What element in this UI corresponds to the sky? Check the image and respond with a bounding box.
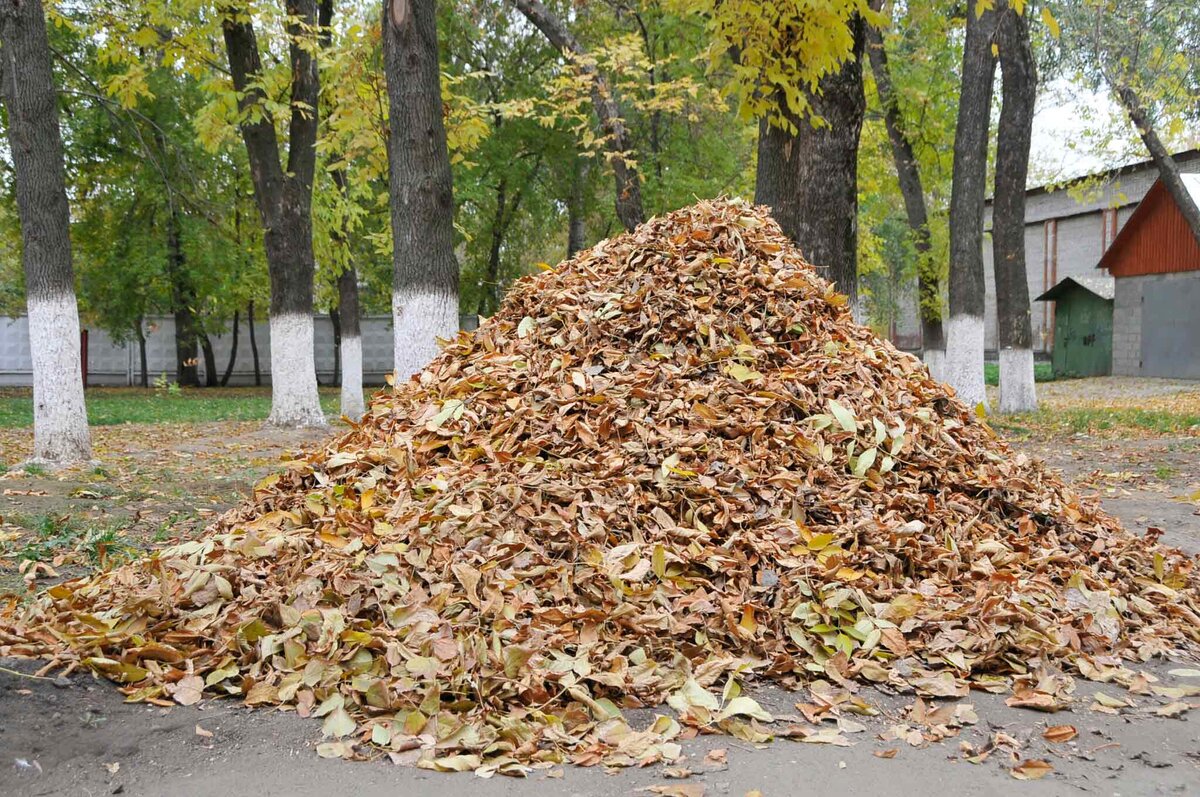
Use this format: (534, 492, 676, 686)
(1029, 78, 1200, 187)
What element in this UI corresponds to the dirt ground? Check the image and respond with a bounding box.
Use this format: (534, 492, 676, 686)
(2, 379, 1199, 796)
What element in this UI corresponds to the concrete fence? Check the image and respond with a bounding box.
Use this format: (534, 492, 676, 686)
(0, 314, 479, 388)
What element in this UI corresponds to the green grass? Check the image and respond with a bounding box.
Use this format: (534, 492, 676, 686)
(1153, 463, 1178, 480)
(993, 407, 1200, 438)
(983, 361, 1056, 386)
(0, 387, 341, 428)
(5, 513, 135, 568)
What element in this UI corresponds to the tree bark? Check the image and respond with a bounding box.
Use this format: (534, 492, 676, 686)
(864, 11, 944, 360)
(510, 0, 645, 231)
(1114, 82, 1200, 247)
(383, 0, 461, 382)
(993, 4, 1037, 412)
(328, 306, 340, 387)
(568, 151, 588, 257)
(479, 175, 509, 317)
(944, 3, 999, 410)
(754, 15, 866, 314)
(220, 310, 239, 386)
(477, 157, 539, 316)
(248, 299, 262, 386)
(166, 204, 199, 387)
(0, 0, 92, 464)
(327, 167, 364, 418)
(336, 263, 364, 419)
(199, 331, 218, 387)
(135, 316, 148, 388)
(222, 0, 325, 426)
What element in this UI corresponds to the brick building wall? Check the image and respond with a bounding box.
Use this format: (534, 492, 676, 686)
(1111, 276, 1143, 375)
(1111, 271, 1200, 378)
(981, 151, 1200, 354)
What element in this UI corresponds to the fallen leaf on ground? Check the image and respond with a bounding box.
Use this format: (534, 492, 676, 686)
(1043, 725, 1077, 743)
(1011, 760, 1053, 780)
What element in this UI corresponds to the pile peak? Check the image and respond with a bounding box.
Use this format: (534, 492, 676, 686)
(4, 198, 1197, 774)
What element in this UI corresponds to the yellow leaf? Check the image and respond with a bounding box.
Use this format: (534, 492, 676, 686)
(1041, 7, 1060, 38)
(807, 533, 835, 551)
(725, 363, 763, 383)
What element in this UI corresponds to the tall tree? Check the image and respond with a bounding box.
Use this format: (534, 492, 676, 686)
(679, 0, 875, 310)
(317, 0, 365, 419)
(993, 3, 1037, 413)
(864, 6, 944, 374)
(222, 0, 326, 426)
(0, 0, 92, 465)
(1065, 0, 1200, 245)
(383, 0, 460, 381)
(510, 0, 645, 232)
(755, 18, 866, 313)
(944, 3, 999, 410)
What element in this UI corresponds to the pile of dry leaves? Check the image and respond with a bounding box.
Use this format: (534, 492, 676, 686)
(3, 199, 1198, 775)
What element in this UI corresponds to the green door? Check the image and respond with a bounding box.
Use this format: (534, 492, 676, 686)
(1053, 291, 1112, 377)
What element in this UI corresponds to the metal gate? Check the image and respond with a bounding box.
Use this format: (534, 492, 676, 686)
(1140, 276, 1200, 379)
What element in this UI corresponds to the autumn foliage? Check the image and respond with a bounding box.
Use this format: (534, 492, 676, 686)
(2, 199, 1197, 774)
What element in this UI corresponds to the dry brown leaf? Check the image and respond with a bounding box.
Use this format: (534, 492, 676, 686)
(1011, 759, 1053, 780)
(1042, 725, 1077, 743)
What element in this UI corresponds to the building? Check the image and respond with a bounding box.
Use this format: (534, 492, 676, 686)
(982, 149, 1200, 356)
(1033, 276, 1113, 377)
(1099, 175, 1200, 378)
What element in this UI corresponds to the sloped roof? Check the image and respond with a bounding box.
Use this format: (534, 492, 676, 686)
(1035, 275, 1115, 302)
(1098, 174, 1200, 276)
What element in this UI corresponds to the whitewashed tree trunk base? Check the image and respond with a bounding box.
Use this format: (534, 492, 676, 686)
(945, 314, 988, 413)
(923, 348, 946, 383)
(340, 335, 366, 421)
(393, 288, 458, 383)
(26, 293, 92, 465)
(266, 313, 327, 428)
(998, 347, 1037, 413)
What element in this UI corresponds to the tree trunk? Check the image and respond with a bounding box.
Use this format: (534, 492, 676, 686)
(165, 203, 199, 387)
(220, 311, 239, 387)
(383, 0, 460, 382)
(754, 15, 866, 315)
(479, 175, 508, 317)
(568, 151, 587, 257)
(993, 5, 1037, 413)
(337, 264, 364, 420)
(477, 158, 539, 317)
(135, 316, 148, 388)
(247, 299, 262, 387)
(510, 0, 645, 231)
(1114, 82, 1200, 247)
(864, 11, 944, 373)
(0, 0, 91, 465)
(328, 167, 365, 419)
(945, 3, 999, 411)
(222, 0, 325, 426)
(199, 331, 218, 387)
(328, 307, 341, 388)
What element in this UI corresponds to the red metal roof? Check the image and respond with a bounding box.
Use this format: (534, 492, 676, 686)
(1098, 175, 1200, 277)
